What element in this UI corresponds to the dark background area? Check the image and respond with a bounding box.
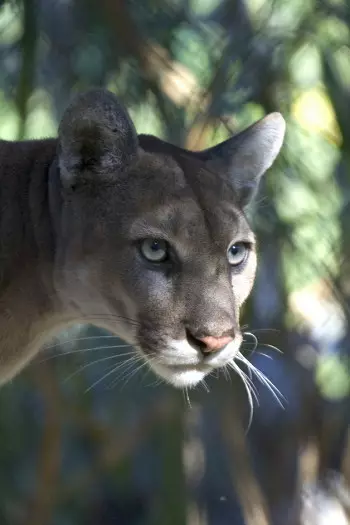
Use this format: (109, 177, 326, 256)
(0, 0, 350, 524)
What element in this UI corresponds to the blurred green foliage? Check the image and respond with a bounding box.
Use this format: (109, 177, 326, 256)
(0, 0, 350, 524)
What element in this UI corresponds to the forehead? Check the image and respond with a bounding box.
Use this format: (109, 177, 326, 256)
(117, 145, 254, 244)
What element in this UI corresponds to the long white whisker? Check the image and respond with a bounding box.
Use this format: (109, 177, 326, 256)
(84, 355, 143, 392)
(229, 361, 260, 405)
(139, 364, 153, 386)
(236, 352, 286, 408)
(242, 326, 281, 334)
(110, 352, 157, 389)
(120, 359, 151, 390)
(106, 355, 145, 389)
(245, 363, 284, 403)
(63, 353, 137, 384)
(228, 360, 254, 432)
(243, 331, 258, 352)
(240, 370, 260, 405)
(146, 376, 165, 388)
(259, 343, 283, 354)
(183, 387, 192, 408)
(222, 365, 231, 382)
(242, 332, 283, 356)
(43, 334, 132, 352)
(255, 352, 273, 360)
(79, 314, 140, 327)
(244, 362, 253, 379)
(40, 344, 134, 362)
(201, 379, 210, 393)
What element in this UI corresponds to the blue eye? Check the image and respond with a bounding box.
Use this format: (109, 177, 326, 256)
(227, 242, 248, 266)
(140, 239, 168, 262)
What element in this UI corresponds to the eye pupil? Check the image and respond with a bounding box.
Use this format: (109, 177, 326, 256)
(140, 238, 168, 263)
(227, 242, 248, 266)
(151, 241, 160, 251)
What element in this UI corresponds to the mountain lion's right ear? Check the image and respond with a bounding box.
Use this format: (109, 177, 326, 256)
(196, 113, 285, 207)
(58, 89, 138, 187)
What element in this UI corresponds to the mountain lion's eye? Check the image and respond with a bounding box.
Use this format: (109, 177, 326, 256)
(227, 242, 248, 266)
(140, 239, 168, 263)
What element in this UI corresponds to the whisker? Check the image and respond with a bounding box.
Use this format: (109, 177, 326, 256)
(236, 353, 286, 402)
(43, 335, 132, 353)
(242, 331, 258, 352)
(228, 360, 255, 432)
(222, 365, 230, 382)
(78, 314, 141, 327)
(183, 387, 192, 408)
(242, 333, 283, 357)
(63, 353, 137, 384)
(258, 343, 283, 355)
(229, 361, 259, 405)
(244, 361, 253, 380)
(201, 380, 210, 393)
(119, 359, 146, 386)
(106, 355, 145, 389)
(241, 326, 281, 335)
(146, 376, 165, 388)
(120, 359, 151, 390)
(255, 352, 273, 360)
(139, 365, 153, 386)
(84, 355, 143, 392)
(242, 371, 260, 405)
(236, 352, 286, 408)
(40, 344, 134, 362)
(112, 351, 155, 388)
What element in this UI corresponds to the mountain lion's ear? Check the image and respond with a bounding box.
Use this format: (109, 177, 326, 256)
(58, 89, 138, 187)
(197, 113, 285, 207)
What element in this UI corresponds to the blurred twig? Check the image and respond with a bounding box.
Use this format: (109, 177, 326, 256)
(94, 0, 200, 104)
(156, 394, 187, 525)
(23, 361, 62, 525)
(221, 406, 271, 525)
(16, 0, 38, 140)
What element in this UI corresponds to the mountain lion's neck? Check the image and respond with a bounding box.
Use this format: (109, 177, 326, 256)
(0, 139, 66, 383)
(0, 138, 58, 282)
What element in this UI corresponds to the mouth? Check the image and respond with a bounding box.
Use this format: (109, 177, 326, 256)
(150, 360, 214, 388)
(136, 334, 242, 388)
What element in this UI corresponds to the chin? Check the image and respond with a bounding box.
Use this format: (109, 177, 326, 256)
(149, 361, 213, 388)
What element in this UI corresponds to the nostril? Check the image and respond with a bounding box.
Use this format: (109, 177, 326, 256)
(186, 330, 234, 355)
(199, 335, 233, 353)
(186, 329, 208, 353)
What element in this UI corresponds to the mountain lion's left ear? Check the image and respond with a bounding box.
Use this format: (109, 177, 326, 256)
(58, 89, 138, 187)
(196, 113, 286, 207)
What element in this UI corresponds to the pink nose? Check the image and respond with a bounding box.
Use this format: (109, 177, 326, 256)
(198, 335, 233, 353)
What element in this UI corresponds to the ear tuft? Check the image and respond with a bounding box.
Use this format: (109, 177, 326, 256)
(196, 112, 286, 207)
(58, 89, 138, 187)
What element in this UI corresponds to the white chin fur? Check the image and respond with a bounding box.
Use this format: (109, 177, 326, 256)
(150, 361, 210, 388)
(142, 337, 242, 388)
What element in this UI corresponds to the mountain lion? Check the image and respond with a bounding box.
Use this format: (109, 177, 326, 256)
(0, 89, 285, 388)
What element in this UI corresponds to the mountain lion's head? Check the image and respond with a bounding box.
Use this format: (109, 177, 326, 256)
(54, 90, 285, 388)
